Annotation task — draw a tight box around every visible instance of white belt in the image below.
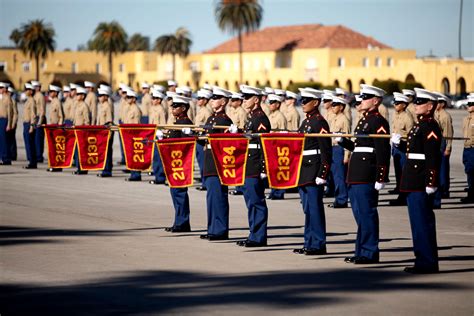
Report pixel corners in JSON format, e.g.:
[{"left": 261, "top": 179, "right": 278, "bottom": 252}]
[
  {"left": 303, "top": 149, "right": 320, "bottom": 156},
  {"left": 407, "top": 153, "right": 425, "bottom": 160},
  {"left": 206, "top": 144, "right": 212, "bottom": 149},
  {"left": 354, "top": 147, "right": 374, "bottom": 153},
  {"left": 248, "top": 144, "right": 260, "bottom": 149}
]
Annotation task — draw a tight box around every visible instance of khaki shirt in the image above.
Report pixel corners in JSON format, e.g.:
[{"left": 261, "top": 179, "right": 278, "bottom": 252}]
[
  {"left": 0, "top": 93, "right": 13, "bottom": 129},
  {"left": 407, "top": 103, "right": 417, "bottom": 123},
  {"left": 188, "top": 100, "right": 196, "bottom": 123},
  {"left": 391, "top": 110, "right": 414, "bottom": 138},
  {"left": 344, "top": 105, "right": 352, "bottom": 130},
  {"left": 108, "top": 98, "right": 114, "bottom": 122},
  {"left": 323, "top": 109, "right": 336, "bottom": 126},
  {"left": 227, "top": 106, "right": 247, "bottom": 129},
  {"left": 330, "top": 112, "right": 351, "bottom": 160},
  {"left": 148, "top": 104, "right": 167, "bottom": 125},
  {"left": 463, "top": 112, "right": 474, "bottom": 148},
  {"left": 195, "top": 105, "right": 212, "bottom": 126},
  {"left": 261, "top": 102, "right": 270, "bottom": 116},
  {"left": 34, "top": 91, "right": 46, "bottom": 122},
  {"left": 63, "top": 97, "right": 74, "bottom": 120},
  {"left": 268, "top": 110, "right": 287, "bottom": 130},
  {"left": 118, "top": 97, "right": 128, "bottom": 122},
  {"left": 73, "top": 100, "right": 91, "bottom": 126},
  {"left": 85, "top": 91, "right": 97, "bottom": 124},
  {"left": 123, "top": 103, "right": 142, "bottom": 124},
  {"left": 140, "top": 93, "right": 152, "bottom": 117},
  {"left": 283, "top": 106, "right": 300, "bottom": 131},
  {"left": 48, "top": 97, "right": 64, "bottom": 125},
  {"left": 23, "top": 96, "right": 37, "bottom": 124},
  {"left": 435, "top": 108, "right": 454, "bottom": 151},
  {"left": 378, "top": 103, "right": 389, "bottom": 121},
  {"left": 11, "top": 96, "right": 18, "bottom": 128},
  {"left": 97, "top": 100, "right": 113, "bottom": 125}
]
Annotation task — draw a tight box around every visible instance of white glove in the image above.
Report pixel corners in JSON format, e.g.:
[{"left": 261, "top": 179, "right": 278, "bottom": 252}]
[
  {"left": 390, "top": 133, "right": 402, "bottom": 146},
  {"left": 374, "top": 182, "right": 385, "bottom": 191},
  {"left": 426, "top": 186, "right": 437, "bottom": 195},
  {"left": 182, "top": 127, "right": 192, "bottom": 135},
  {"left": 335, "top": 135, "right": 343, "bottom": 143},
  {"left": 228, "top": 124, "right": 238, "bottom": 133},
  {"left": 260, "top": 173, "right": 267, "bottom": 179},
  {"left": 279, "top": 130, "right": 289, "bottom": 133},
  {"left": 156, "top": 130, "right": 164, "bottom": 140},
  {"left": 315, "top": 177, "right": 326, "bottom": 185}
]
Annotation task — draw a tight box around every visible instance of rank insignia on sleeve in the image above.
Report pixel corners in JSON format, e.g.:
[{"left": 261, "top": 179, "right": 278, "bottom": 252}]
[
  {"left": 257, "top": 123, "right": 267, "bottom": 131},
  {"left": 427, "top": 131, "right": 438, "bottom": 140},
  {"left": 320, "top": 127, "right": 328, "bottom": 134},
  {"left": 376, "top": 126, "right": 387, "bottom": 134}
]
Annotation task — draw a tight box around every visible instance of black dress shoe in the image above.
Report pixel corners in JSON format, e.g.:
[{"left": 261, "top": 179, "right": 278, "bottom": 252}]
[
  {"left": 353, "top": 256, "right": 379, "bottom": 264},
  {"left": 149, "top": 180, "right": 165, "bottom": 185},
  {"left": 195, "top": 186, "right": 207, "bottom": 191},
  {"left": 236, "top": 239, "right": 249, "bottom": 246},
  {"left": 304, "top": 248, "right": 327, "bottom": 255},
  {"left": 208, "top": 234, "right": 229, "bottom": 241},
  {"left": 97, "top": 174, "right": 112, "bottom": 178},
  {"left": 293, "top": 248, "right": 306, "bottom": 254},
  {"left": 125, "top": 177, "right": 141, "bottom": 182},
  {"left": 404, "top": 266, "right": 439, "bottom": 274},
  {"left": 388, "top": 189, "right": 400, "bottom": 194},
  {"left": 147, "top": 172, "right": 154, "bottom": 176},
  {"left": 171, "top": 226, "right": 191, "bottom": 233},
  {"left": 229, "top": 190, "right": 243, "bottom": 196},
  {"left": 47, "top": 168, "right": 62, "bottom": 172},
  {"left": 23, "top": 165, "right": 37, "bottom": 169},
  {"left": 72, "top": 170, "right": 88, "bottom": 175},
  {"left": 460, "top": 196, "right": 474, "bottom": 203},
  {"left": 344, "top": 256, "right": 358, "bottom": 263},
  {"left": 328, "top": 202, "right": 348, "bottom": 208},
  {"left": 0, "top": 161, "right": 12, "bottom": 165},
  {"left": 389, "top": 199, "right": 407, "bottom": 206},
  {"left": 267, "top": 195, "right": 284, "bottom": 200},
  {"left": 164, "top": 227, "right": 174, "bottom": 232},
  {"left": 244, "top": 240, "right": 267, "bottom": 247},
  {"left": 122, "top": 169, "right": 131, "bottom": 173},
  {"left": 200, "top": 234, "right": 210, "bottom": 240}
]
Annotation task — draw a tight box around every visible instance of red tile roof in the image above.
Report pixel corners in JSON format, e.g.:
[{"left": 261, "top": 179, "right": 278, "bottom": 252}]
[{"left": 205, "top": 24, "right": 391, "bottom": 54}]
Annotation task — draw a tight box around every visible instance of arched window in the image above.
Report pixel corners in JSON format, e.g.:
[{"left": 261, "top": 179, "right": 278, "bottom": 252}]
[
  {"left": 277, "top": 80, "right": 282, "bottom": 89},
  {"left": 441, "top": 78, "right": 450, "bottom": 94},
  {"left": 457, "top": 77, "right": 466, "bottom": 94},
  {"left": 334, "top": 79, "right": 339, "bottom": 87},
  {"left": 224, "top": 81, "right": 229, "bottom": 90},
  {"left": 405, "top": 74, "right": 415, "bottom": 82},
  {"left": 359, "top": 79, "right": 366, "bottom": 85},
  {"left": 214, "top": 80, "right": 219, "bottom": 87},
  {"left": 346, "top": 79, "right": 353, "bottom": 93},
  {"left": 234, "top": 81, "right": 240, "bottom": 91},
  {"left": 255, "top": 80, "right": 260, "bottom": 87}
]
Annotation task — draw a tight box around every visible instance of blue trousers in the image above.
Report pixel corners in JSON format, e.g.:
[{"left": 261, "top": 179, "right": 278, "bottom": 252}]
[
  {"left": 392, "top": 146, "right": 407, "bottom": 191},
  {"left": 152, "top": 146, "right": 166, "bottom": 182},
  {"left": 140, "top": 116, "right": 149, "bottom": 124},
  {"left": 7, "top": 127, "right": 17, "bottom": 160},
  {"left": 101, "top": 132, "right": 114, "bottom": 176},
  {"left": 0, "top": 118, "right": 10, "bottom": 163},
  {"left": 348, "top": 183, "right": 380, "bottom": 260},
  {"left": 298, "top": 184, "right": 326, "bottom": 250},
  {"left": 74, "top": 147, "right": 87, "bottom": 173},
  {"left": 130, "top": 171, "right": 141, "bottom": 180},
  {"left": 406, "top": 191, "right": 439, "bottom": 270},
  {"left": 434, "top": 140, "right": 450, "bottom": 206},
  {"left": 463, "top": 148, "right": 474, "bottom": 192},
  {"left": 35, "top": 116, "right": 45, "bottom": 162},
  {"left": 331, "top": 146, "right": 348, "bottom": 204},
  {"left": 243, "top": 177, "right": 268, "bottom": 243},
  {"left": 23, "top": 122, "right": 36, "bottom": 166},
  {"left": 205, "top": 176, "right": 230, "bottom": 236},
  {"left": 170, "top": 187, "right": 190, "bottom": 229},
  {"left": 269, "top": 188, "right": 285, "bottom": 199},
  {"left": 196, "top": 143, "right": 205, "bottom": 187},
  {"left": 64, "top": 119, "right": 73, "bottom": 126}
]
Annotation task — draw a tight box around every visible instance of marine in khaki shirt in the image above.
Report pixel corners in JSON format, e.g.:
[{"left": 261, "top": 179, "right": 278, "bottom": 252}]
[
  {"left": 118, "top": 89, "right": 128, "bottom": 123},
  {"left": 85, "top": 84, "right": 97, "bottom": 124},
  {"left": 73, "top": 89, "right": 91, "bottom": 126},
  {"left": 282, "top": 92, "right": 300, "bottom": 131},
  {"left": 47, "top": 86, "right": 64, "bottom": 125},
  {"left": 462, "top": 101, "right": 474, "bottom": 148},
  {"left": 23, "top": 88, "right": 37, "bottom": 130},
  {"left": 33, "top": 85, "right": 46, "bottom": 124},
  {"left": 267, "top": 94, "right": 287, "bottom": 130},
  {"left": 391, "top": 101, "right": 414, "bottom": 139},
  {"left": 96, "top": 93, "right": 113, "bottom": 125},
  {"left": 9, "top": 89, "right": 18, "bottom": 130},
  {"left": 434, "top": 100, "right": 454, "bottom": 154},
  {"left": 335, "top": 90, "right": 353, "bottom": 130},
  {"left": 227, "top": 95, "right": 247, "bottom": 129},
  {"left": 354, "top": 95, "right": 364, "bottom": 123},
  {"left": 260, "top": 94, "right": 271, "bottom": 116},
  {"left": 0, "top": 85, "right": 13, "bottom": 130},
  {"left": 62, "top": 89, "right": 74, "bottom": 123},
  {"left": 148, "top": 91, "right": 167, "bottom": 125},
  {"left": 123, "top": 92, "right": 142, "bottom": 124},
  {"left": 329, "top": 101, "right": 351, "bottom": 162},
  {"left": 194, "top": 92, "right": 212, "bottom": 126},
  {"left": 378, "top": 103, "right": 389, "bottom": 121},
  {"left": 322, "top": 97, "right": 336, "bottom": 127}
]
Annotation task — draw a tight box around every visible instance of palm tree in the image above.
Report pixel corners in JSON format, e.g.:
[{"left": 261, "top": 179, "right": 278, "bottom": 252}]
[
  {"left": 89, "top": 21, "right": 128, "bottom": 87},
  {"left": 154, "top": 27, "right": 192, "bottom": 80},
  {"left": 15, "top": 20, "right": 56, "bottom": 81},
  {"left": 128, "top": 33, "right": 150, "bottom": 51},
  {"left": 215, "top": 0, "right": 263, "bottom": 83}
]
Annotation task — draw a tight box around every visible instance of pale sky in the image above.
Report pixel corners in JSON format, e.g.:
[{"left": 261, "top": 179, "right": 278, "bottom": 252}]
[{"left": 1, "top": 0, "right": 473, "bottom": 58}]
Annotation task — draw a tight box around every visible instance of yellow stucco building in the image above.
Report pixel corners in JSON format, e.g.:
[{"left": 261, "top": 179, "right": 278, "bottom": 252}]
[{"left": 1, "top": 24, "right": 472, "bottom": 95}]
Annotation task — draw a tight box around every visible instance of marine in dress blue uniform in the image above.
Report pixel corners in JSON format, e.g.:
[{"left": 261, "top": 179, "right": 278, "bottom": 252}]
[
  {"left": 400, "top": 88, "right": 442, "bottom": 274},
  {"left": 338, "top": 84, "right": 391, "bottom": 264},
  {"left": 199, "top": 87, "right": 235, "bottom": 241},
  {"left": 293, "top": 88, "right": 332, "bottom": 256},
  {"left": 164, "top": 94, "right": 193, "bottom": 233},
  {"left": 236, "top": 85, "right": 271, "bottom": 247}
]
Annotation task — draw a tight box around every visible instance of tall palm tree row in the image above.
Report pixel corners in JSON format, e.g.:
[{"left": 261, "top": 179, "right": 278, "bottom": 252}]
[
  {"left": 154, "top": 27, "right": 192, "bottom": 81},
  {"left": 128, "top": 33, "right": 150, "bottom": 51},
  {"left": 10, "top": 19, "right": 56, "bottom": 81},
  {"left": 89, "top": 21, "right": 128, "bottom": 87},
  {"left": 215, "top": 0, "right": 263, "bottom": 83}
]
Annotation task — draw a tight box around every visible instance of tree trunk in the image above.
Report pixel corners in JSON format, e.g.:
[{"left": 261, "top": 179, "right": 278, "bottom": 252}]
[
  {"left": 35, "top": 54, "right": 40, "bottom": 81},
  {"left": 108, "top": 51, "right": 113, "bottom": 87},
  {"left": 172, "top": 53, "right": 176, "bottom": 80},
  {"left": 238, "top": 30, "right": 243, "bottom": 84}
]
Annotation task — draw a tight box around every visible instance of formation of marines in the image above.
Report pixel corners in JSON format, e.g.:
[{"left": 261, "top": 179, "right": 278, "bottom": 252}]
[{"left": 1, "top": 78, "right": 474, "bottom": 275}]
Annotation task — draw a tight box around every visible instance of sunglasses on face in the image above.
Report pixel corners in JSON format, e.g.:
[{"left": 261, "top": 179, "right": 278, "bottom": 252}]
[
  {"left": 361, "top": 94, "right": 376, "bottom": 100},
  {"left": 172, "top": 103, "right": 186, "bottom": 108},
  {"left": 394, "top": 101, "right": 406, "bottom": 106},
  {"left": 243, "top": 94, "right": 255, "bottom": 100},
  {"left": 269, "top": 100, "right": 280, "bottom": 104},
  {"left": 300, "top": 97, "right": 315, "bottom": 104},
  {"left": 197, "top": 97, "right": 206, "bottom": 100},
  {"left": 231, "top": 98, "right": 241, "bottom": 102},
  {"left": 323, "top": 99, "right": 332, "bottom": 103},
  {"left": 211, "top": 95, "right": 224, "bottom": 100},
  {"left": 152, "top": 97, "right": 162, "bottom": 100},
  {"left": 98, "top": 94, "right": 107, "bottom": 97},
  {"left": 355, "top": 101, "right": 362, "bottom": 106},
  {"left": 414, "top": 98, "right": 430, "bottom": 105},
  {"left": 331, "top": 103, "right": 343, "bottom": 107}
]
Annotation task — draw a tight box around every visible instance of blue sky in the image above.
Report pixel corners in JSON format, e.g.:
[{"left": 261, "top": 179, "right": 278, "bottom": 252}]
[{"left": 1, "top": 0, "right": 472, "bottom": 57}]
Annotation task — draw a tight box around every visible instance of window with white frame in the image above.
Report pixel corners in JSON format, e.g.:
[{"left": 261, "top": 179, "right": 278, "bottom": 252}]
[
  {"left": 119, "top": 63, "right": 125, "bottom": 72},
  {"left": 387, "top": 57, "right": 394, "bottom": 67},
  {"left": 375, "top": 57, "right": 381, "bottom": 67},
  {"left": 337, "top": 57, "right": 345, "bottom": 68},
  {"left": 362, "top": 57, "right": 369, "bottom": 67},
  {"left": 0, "top": 61, "right": 6, "bottom": 72},
  {"left": 72, "top": 62, "right": 78, "bottom": 73},
  {"left": 95, "top": 63, "right": 101, "bottom": 74},
  {"left": 22, "top": 61, "right": 31, "bottom": 72}
]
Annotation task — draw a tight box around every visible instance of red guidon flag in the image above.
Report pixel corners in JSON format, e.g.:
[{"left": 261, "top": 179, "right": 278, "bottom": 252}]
[
  {"left": 119, "top": 124, "right": 156, "bottom": 171},
  {"left": 261, "top": 133, "right": 305, "bottom": 189},
  {"left": 44, "top": 124, "right": 76, "bottom": 168},
  {"left": 157, "top": 138, "right": 196, "bottom": 188},
  {"left": 75, "top": 126, "right": 111, "bottom": 170},
  {"left": 209, "top": 133, "right": 249, "bottom": 186}
]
